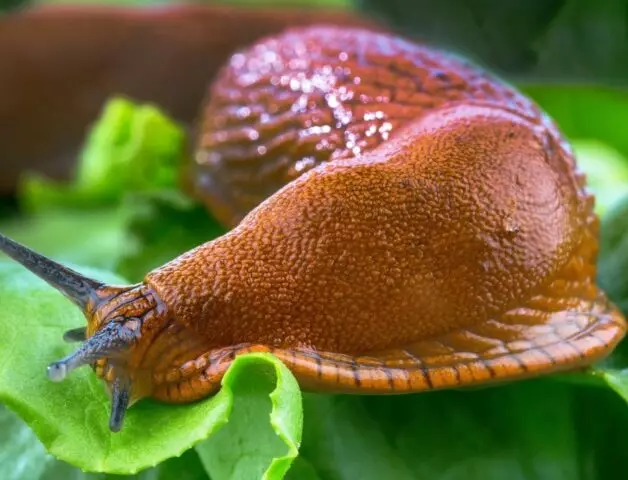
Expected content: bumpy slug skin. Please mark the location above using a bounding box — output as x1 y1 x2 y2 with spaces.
176 115 627 395
250 224 626 393
185 26 626 394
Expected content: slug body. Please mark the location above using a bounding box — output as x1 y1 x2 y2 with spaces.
1 26 625 431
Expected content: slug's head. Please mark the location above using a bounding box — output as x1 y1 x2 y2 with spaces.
0 234 167 432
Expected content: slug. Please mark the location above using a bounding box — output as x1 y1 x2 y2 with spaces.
1 26 625 432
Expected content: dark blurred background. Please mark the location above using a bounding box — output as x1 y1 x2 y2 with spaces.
1 0 627 195
4 0 628 81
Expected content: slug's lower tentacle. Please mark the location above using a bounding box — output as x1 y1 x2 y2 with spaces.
47 321 136 382
49 320 141 431
109 375 132 432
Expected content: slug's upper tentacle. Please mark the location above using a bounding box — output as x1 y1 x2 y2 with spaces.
0 233 104 309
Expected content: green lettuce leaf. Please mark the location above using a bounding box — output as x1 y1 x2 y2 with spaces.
0 406 209 480
196 353 302 480
289 381 628 480
0 262 302 477
21 96 186 211
9 94 222 283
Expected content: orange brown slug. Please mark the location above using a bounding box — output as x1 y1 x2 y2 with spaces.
1 26 625 432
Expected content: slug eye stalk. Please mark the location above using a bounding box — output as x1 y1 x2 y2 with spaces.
0 233 103 309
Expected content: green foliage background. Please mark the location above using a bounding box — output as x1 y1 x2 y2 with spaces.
1 1 628 480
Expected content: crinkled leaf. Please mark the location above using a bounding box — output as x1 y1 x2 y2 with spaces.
9 91 222 282
21 96 185 211
0 262 226 474
75 96 184 193
0 262 302 476
196 353 302 480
